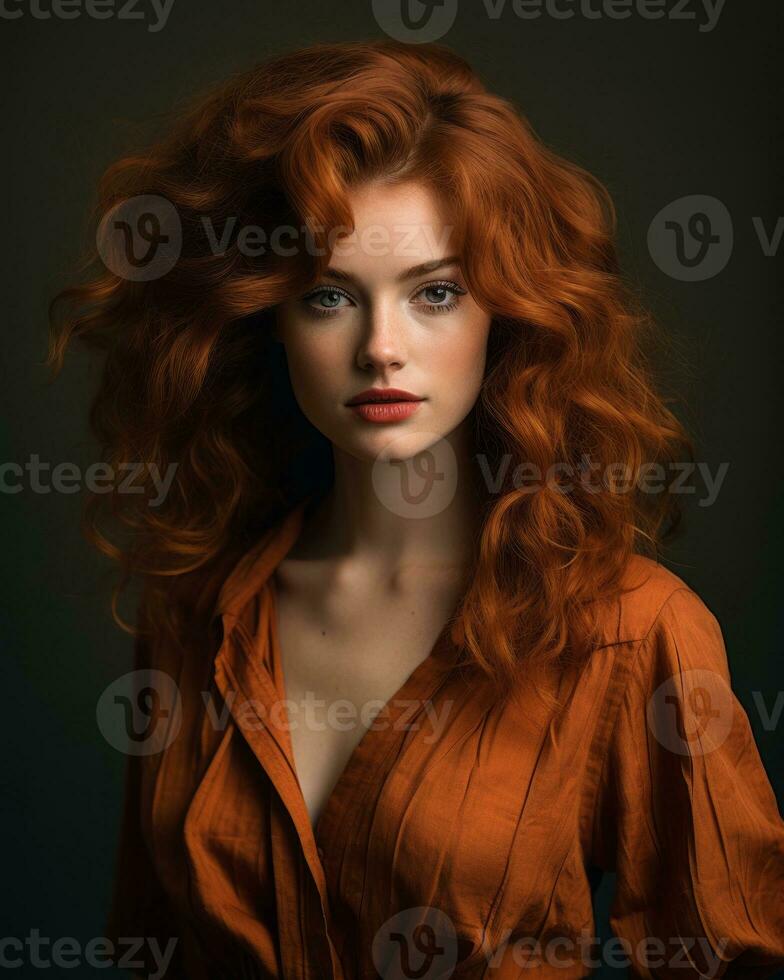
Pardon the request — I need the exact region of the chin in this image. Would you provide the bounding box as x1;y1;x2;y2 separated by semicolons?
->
350;428;449;464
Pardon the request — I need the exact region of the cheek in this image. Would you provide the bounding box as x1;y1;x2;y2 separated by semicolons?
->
431;317;490;397
276;306;340;394
283;333;345;406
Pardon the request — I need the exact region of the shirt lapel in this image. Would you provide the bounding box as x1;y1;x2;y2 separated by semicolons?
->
207;497;344;977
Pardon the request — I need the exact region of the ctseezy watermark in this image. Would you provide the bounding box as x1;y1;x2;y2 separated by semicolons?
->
0;0;174;32
0;929;177;979
0;455;177;506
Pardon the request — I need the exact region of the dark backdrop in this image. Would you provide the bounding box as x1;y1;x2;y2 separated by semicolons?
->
3;1;781;976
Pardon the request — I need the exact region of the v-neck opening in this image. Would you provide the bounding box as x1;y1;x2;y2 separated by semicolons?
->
266;570;460;857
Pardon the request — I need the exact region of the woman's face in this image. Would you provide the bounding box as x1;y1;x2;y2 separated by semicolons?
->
274;179;492;463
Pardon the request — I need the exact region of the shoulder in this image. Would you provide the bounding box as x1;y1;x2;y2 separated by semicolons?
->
590;554;723;654
586;556;733;726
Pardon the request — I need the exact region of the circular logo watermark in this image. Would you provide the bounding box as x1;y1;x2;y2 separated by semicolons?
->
646;667;735;756
371;430;459;518
96;194;182;281
372;0;458;42
647;194;733;281
372;906;458;979
96;668;182;755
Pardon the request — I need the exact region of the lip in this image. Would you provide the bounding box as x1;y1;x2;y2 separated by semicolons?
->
348;400;423;423
345;387;426;425
345;387;424;406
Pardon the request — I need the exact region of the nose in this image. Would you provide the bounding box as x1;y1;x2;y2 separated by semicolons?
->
355;299;407;374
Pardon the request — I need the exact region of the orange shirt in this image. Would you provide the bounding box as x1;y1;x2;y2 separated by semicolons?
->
106;495;784;979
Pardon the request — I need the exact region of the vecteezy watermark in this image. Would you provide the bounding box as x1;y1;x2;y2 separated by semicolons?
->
373;906;459;979
484;930;733;974
371;446;730;521
372;429;460;520
97;196;183;281
647;667;735;756
0;930;178;979
480;0;727;32
96;668;183;755
96;668;454;754
0;455;178;505
371;0;727;42
372;0;459;43
479;453;729;506
0;0;175;32
372;910;734;977
750;690;784;731
96;195;456;281
648;195;783;281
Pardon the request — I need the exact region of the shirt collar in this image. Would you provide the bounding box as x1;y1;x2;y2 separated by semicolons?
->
209;494;313;633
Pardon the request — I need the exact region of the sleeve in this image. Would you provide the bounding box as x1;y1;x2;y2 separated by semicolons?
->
591;586;784;980
104;630;186;980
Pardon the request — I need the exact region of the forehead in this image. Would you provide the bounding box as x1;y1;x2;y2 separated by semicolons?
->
327;179;457;278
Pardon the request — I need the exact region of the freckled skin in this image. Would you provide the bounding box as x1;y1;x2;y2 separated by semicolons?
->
275;179;492;466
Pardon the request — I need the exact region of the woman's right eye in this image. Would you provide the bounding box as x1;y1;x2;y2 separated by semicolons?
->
302;286;354;315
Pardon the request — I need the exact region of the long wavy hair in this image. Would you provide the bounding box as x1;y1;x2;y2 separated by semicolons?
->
47;39;693;700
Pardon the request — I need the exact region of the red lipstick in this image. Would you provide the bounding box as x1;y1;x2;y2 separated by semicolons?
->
345;387;425;424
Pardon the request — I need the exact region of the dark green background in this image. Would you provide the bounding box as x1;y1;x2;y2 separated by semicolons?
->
3;0;781;976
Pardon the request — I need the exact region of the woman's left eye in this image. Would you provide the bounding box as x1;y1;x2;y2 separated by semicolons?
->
412;281;467;313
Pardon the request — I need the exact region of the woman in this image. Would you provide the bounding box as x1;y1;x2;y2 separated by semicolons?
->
48;39;784;980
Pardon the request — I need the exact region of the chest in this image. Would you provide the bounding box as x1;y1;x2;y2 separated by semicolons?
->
271;572;462;831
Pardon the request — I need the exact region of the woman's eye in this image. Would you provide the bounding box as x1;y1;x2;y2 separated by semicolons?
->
302;287;353;315
312;289;349;309
413;281;467;313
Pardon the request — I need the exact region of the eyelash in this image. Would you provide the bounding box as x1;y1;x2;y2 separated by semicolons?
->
301;280;468;319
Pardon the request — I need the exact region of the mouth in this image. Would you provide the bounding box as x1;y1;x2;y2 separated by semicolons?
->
345;388;426;424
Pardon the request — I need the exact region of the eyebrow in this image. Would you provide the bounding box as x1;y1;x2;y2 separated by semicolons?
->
321;255;462;284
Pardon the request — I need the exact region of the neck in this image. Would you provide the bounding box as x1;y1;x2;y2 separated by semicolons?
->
298;417;484;571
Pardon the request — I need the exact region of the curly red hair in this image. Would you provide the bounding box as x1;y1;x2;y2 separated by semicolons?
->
47;39;693;698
